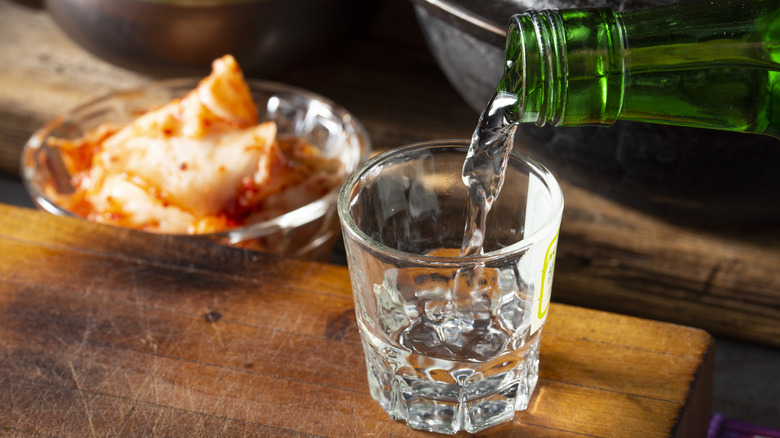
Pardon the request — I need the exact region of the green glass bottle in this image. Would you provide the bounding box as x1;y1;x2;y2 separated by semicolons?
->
501;0;780;138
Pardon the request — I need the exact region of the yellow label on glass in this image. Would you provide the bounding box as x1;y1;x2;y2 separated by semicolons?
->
531;231;558;334
538;231;558;320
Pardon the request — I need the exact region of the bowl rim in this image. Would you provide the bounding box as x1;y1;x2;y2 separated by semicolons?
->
21;77;372;243
410;0;507;46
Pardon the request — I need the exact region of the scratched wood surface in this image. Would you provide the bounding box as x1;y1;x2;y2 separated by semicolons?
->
0;203;714;437
1;0;779;350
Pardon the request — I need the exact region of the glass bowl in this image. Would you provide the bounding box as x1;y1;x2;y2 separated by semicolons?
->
20;78;371;260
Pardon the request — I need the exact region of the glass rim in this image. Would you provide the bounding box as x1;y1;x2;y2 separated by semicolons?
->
337;139;564;265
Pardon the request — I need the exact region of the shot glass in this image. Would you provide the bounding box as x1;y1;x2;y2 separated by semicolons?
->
337;140;563;434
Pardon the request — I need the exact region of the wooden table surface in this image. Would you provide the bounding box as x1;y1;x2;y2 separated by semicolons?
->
2;0;779;349
0;203;714;437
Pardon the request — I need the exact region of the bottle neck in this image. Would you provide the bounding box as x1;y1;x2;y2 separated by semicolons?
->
504;8;626;127
505;0;780;138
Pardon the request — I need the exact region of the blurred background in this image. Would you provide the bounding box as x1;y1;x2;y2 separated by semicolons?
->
2;0;779;433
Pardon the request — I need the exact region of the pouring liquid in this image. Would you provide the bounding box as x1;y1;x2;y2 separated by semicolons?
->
460;90;520;256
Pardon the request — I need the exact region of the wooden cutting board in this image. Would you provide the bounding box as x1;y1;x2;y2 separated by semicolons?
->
0;203;713;437
1;0;778;350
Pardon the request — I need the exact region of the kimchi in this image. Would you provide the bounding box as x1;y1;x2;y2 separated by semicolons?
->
47;55;343;235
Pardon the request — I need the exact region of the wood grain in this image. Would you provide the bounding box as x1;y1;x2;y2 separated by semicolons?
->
1;0;778;350
556;183;780;347
0;203;713;437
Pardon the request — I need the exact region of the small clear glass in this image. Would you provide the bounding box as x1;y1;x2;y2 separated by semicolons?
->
338;140;563;434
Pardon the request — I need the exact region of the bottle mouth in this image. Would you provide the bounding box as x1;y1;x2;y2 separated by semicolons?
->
506;11;568;127
506;8;627;128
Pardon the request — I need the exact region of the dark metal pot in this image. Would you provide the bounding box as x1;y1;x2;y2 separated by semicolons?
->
46;0;378;77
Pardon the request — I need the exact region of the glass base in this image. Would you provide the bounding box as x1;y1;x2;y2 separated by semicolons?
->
362;332;541;435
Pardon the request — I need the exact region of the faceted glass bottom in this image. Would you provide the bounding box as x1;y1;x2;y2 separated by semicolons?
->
362;331;541;435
